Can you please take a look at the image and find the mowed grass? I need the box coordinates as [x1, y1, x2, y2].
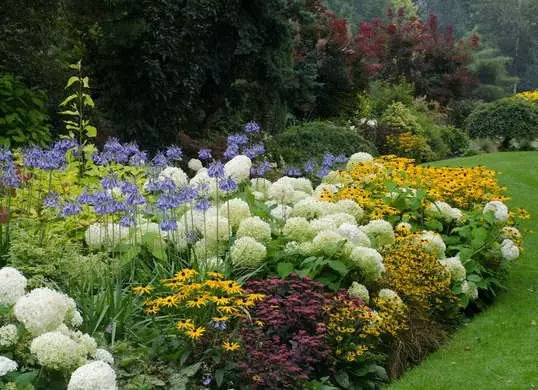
[389, 152, 538, 389]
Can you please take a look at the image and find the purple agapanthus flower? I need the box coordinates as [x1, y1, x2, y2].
[160, 217, 178, 231]
[227, 134, 248, 146]
[244, 121, 261, 134]
[198, 148, 212, 160]
[43, 192, 61, 208]
[218, 176, 237, 192]
[223, 144, 239, 160]
[334, 153, 348, 164]
[303, 159, 317, 174]
[151, 153, 168, 167]
[207, 161, 225, 179]
[194, 197, 211, 211]
[165, 145, 183, 160]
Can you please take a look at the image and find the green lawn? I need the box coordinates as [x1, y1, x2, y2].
[389, 152, 538, 389]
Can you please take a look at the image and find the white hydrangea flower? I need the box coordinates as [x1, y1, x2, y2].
[348, 282, 370, 303]
[318, 201, 344, 216]
[268, 177, 296, 204]
[417, 231, 446, 258]
[187, 158, 203, 172]
[190, 168, 218, 198]
[92, 348, 114, 365]
[501, 226, 521, 240]
[346, 152, 374, 169]
[236, 216, 272, 243]
[426, 201, 463, 222]
[30, 331, 87, 371]
[250, 178, 272, 193]
[439, 255, 466, 282]
[483, 200, 509, 223]
[202, 216, 231, 244]
[0, 325, 18, 348]
[68, 360, 116, 390]
[252, 191, 266, 201]
[348, 246, 385, 281]
[193, 239, 218, 261]
[84, 223, 129, 250]
[230, 237, 267, 268]
[310, 230, 347, 256]
[198, 256, 225, 273]
[270, 204, 293, 220]
[337, 223, 371, 247]
[224, 155, 252, 182]
[461, 281, 479, 300]
[361, 220, 395, 248]
[70, 310, 83, 328]
[323, 212, 357, 228]
[158, 166, 189, 188]
[71, 331, 97, 356]
[378, 289, 403, 305]
[309, 216, 338, 234]
[292, 197, 324, 220]
[290, 190, 310, 203]
[219, 198, 251, 229]
[0, 267, 27, 305]
[282, 217, 316, 242]
[367, 119, 377, 127]
[291, 177, 313, 194]
[336, 199, 364, 222]
[14, 288, 75, 336]
[0, 356, 18, 377]
[500, 239, 520, 261]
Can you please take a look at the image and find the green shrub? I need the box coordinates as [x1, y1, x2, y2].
[0, 74, 51, 147]
[380, 102, 422, 134]
[267, 120, 376, 165]
[439, 126, 470, 157]
[465, 97, 538, 148]
[447, 99, 483, 129]
[369, 80, 415, 117]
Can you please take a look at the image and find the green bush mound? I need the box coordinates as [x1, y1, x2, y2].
[267, 120, 377, 165]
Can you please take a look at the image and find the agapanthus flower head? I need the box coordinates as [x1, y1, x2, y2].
[219, 176, 238, 192]
[227, 133, 248, 146]
[164, 145, 183, 160]
[53, 138, 78, 153]
[244, 143, 265, 159]
[129, 150, 147, 166]
[43, 191, 61, 208]
[151, 152, 168, 167]
[244, 121, 261, 134]
[59, 201, 82, 217]
[283, 167, 302, 177]
[322, 153, 335, 169]
[0, 146, 13, 162]
[92, 151, 113, 166]
[198, 148, 212, 160]
[334, 153, 348, 164]
[160, 217, 178, 232]
[1, 163, 21, 187]
[119, 214, 136, 227]
[207, 161, 225, 178]
[253, 160, 272, 177]
[194, 197, 211, 211]
[303, 158, 317, 174]
[223, 144, 239, 160]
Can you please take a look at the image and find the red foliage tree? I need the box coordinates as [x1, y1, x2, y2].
[356, 9, 479, 103]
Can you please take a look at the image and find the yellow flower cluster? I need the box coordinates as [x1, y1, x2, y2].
[515, 89, 538, 102]
[372, 296, 408, 337]
[326, 156, 507, 215]
[381, 236, 457, 315]
[325, 294, 383, 363]
[136, 269, 264, 345]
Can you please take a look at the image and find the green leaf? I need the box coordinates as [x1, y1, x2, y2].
[59, 110, 79, 116]
[85, 125, 97, 137]
[425, 219, 444, 232]
[66, 76, 80, 88]
[59, 94, 77, 107]
[14, 370, 39, 385]
[215, 368, 225, 387]
[83, 76, 90, 88]
[327, 260, 349, 276]
[276, 262, 294, 278]
[334, 370, 350, 389]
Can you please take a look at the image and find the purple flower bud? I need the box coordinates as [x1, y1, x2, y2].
[152, 153, 168, 167]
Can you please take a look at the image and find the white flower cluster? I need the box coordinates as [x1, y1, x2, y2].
[348, 246, 385, 282]
[0, 324, 18, 348]
[461, 281, 479, 300]
[224, 155, 252, 182]
[439, 255, 466, 282]
[0, 267, 27, 305]
[230, 236, 267, 268]
[158, 166, 189, 187]
[236, 216, 272, 243]
[500, 239, 520, 261]
[426, 201, 463, 222]
[220, 198, 251, 229]
[346, 152, 374, 169]
[187, 158, 203, 172]
[68, 360, 116, 390]
[417, 231, 446, 259]
[378, 289, 404, 306]
[30, 331, 87, 371]
[337, 223, 371, 247]
[361, 219, 395, 249]
[348, 282, 370, 303]
[310, 230, 351, 257]
[85, 223, 130, 250]
[0, 356, 18, 377]
[483, 200, 509, 223]
[282, 217, 316, 242]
